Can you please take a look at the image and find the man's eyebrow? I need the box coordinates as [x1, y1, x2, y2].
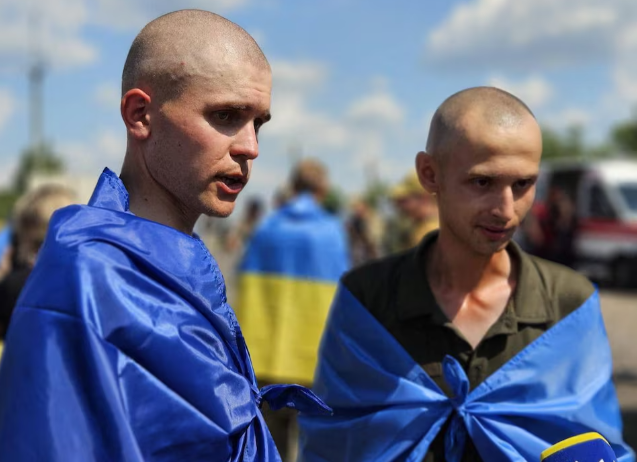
[220, 104, 271, 121]
[466, 171, 538, 180]
[466, 170, 495, 178]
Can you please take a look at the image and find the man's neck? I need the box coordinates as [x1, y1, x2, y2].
[426, 229, 517, 349]
[120, 157, 198, 235]
[428, 228, 513, 294]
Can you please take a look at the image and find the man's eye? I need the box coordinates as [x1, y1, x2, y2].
[254, 118, 263, 133]
[216, 111, 231, 121]
[514, 179, 533, 189]
[473, 178, 490, 188]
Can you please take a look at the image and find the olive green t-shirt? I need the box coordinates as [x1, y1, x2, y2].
[342, 231, 595, 462]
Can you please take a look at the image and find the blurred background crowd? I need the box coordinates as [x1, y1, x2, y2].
[1, 0, 637, 460]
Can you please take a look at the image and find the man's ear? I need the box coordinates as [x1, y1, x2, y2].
[416, 151, 440, 195]
[121, 89, 152, 140]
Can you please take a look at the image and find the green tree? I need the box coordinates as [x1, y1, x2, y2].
[13, 143, 64, 194]
[542, 126, 584, 160]
[542, 125, 611, 160]
[323, 187, 345, 215]
[0, 191, 20, 223]
[611, 118, 637, 155]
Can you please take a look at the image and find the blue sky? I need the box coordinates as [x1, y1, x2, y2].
[0, 0, 636, 204]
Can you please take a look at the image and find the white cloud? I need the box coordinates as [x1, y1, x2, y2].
[425, 0, 636, 72]
[541, 108, 593, 129]
[265, 93, 349, 151]
[0, 0, 97, 72]
[427, 0, 637, 145]
[611, 24, 637, 103]
[58, 129, 125, 175]
[95, 82, 121, 109]
[264, 60, 410, 167]
[271, 60, 328, 92]
[0, 88, 16, 133]
[258, 59, 416, 193]
[346, 90, 405, 125]
[264, 60, 348, 151]
[0, 0, 255, 73]
[487, 75, 554, 108]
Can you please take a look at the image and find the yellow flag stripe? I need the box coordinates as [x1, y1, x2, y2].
[540, 432, 610, 460]
[235, 273, 337, 384]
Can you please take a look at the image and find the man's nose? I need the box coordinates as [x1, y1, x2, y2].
[491, 187, 515, 221]
[230, 123, 259, 160]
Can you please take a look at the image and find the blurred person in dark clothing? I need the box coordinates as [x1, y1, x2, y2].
[225, 196, 264, 253]
[0, 185, 75, 339]
[536, 186, 578, 268]
[347, 198, 380, 266]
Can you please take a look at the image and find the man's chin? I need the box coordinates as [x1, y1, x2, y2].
[202, 202, 235, 218]
[467, 235, 511, 256]
[479, 240, 510, 256]
[199, 193, 240, 218]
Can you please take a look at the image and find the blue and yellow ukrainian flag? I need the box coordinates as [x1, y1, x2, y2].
[236, 194, 349, 385]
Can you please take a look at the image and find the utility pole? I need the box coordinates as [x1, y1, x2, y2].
[28, 4, 45, 151]
[28, 60, 45, 151]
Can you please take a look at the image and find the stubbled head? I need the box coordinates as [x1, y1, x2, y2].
[289, 158, 330, 201]
[417, 86, 542, 256]
[120, 9, 272, 221]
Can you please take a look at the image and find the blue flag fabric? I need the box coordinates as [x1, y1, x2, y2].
[0, 168, 329, 462]
[240, 193, 349, 281]
[236, 194, 349, 384]
[298, 285, 635, 462]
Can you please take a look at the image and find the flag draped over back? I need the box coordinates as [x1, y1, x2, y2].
[298, 285, 635, 462]
[237, 194, 349, 384]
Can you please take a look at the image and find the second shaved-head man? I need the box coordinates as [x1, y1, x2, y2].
[299, 87, 633, 461]
[0, 10, 328, 462]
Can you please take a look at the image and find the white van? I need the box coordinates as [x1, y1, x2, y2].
[528, 158, 637, 287]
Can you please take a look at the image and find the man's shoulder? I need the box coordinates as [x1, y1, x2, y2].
[523, 251, 596, 318]
[342, 248, 415, 307]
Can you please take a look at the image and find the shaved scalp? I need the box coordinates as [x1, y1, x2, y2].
[426, 86, 536, 160]
[121, 9, 270, 102]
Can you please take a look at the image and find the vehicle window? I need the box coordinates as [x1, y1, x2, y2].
[619, 183, 637, 212]
[589, 183, 616, 219]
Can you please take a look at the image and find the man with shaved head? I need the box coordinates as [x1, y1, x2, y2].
[299, 87, 633, 461]
[0, 10, 328, 462]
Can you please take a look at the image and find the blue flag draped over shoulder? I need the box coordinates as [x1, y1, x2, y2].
[0, 169, 329, 462]
[237, 194, 349, 384]
[298, 285, 635, 462]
